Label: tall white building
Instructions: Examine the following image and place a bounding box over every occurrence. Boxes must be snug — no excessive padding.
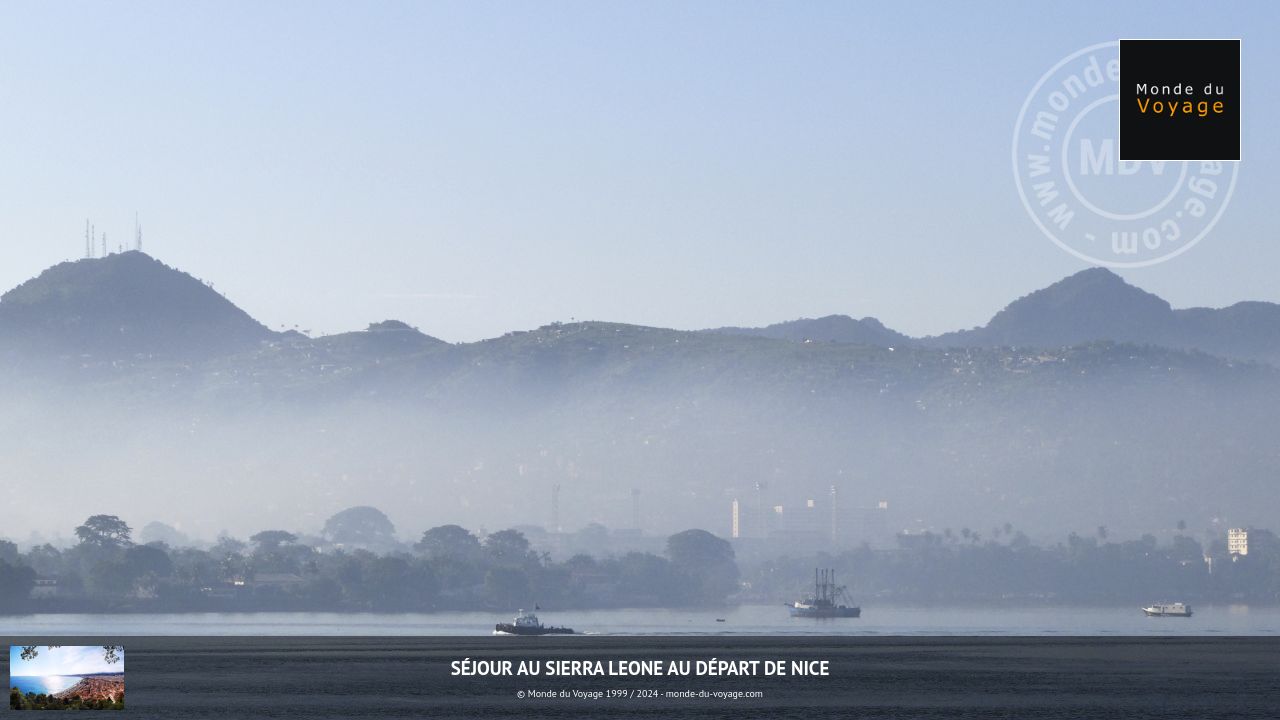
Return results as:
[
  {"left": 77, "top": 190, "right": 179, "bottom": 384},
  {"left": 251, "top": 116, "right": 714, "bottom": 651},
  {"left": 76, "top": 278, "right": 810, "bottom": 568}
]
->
[{"left": 1228, "top": 528, "right": 1249, "bottom": 556}]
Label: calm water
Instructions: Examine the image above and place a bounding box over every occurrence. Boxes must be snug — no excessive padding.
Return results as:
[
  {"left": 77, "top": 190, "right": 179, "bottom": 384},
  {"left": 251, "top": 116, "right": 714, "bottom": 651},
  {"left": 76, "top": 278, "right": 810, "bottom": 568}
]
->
[
  {"left": 9, "top": 675, "right": 81, "bottom": 695},
  {"left": 3, "top": 604, "right": 1278, "bottom": 636}
]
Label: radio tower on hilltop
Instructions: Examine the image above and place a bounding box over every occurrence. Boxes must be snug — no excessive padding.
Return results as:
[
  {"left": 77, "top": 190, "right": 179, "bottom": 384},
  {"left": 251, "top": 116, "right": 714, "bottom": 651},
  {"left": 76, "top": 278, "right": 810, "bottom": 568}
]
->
[
  {"left": 84, "top": 219, "right": 91, "bottom": 258},
  {"left": 135, "top": 212, "right": 142, "bottom": 252}
]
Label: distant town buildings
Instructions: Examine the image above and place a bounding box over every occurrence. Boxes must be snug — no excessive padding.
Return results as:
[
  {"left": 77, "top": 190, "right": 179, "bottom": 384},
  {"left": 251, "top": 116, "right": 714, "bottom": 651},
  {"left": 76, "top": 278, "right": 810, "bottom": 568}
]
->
[
  {"left": 29, "top": 578, "right": 58, "bottom": 600},
  {"left": 727, "top": 491, "right": 891, "bottom": 550}
]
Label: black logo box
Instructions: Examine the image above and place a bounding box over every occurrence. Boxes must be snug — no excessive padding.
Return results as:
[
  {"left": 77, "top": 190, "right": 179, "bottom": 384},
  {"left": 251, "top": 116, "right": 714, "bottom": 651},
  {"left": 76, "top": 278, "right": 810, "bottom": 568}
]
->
[{"left": 1119, "top": 39, "right": 1241, "bottom": 161}]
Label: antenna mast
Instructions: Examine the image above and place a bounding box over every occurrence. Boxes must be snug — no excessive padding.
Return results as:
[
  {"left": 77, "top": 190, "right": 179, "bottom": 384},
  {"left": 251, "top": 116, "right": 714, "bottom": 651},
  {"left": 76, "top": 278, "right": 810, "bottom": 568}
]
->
[
  {"left": 830, "top": 485, "right": 838, "bottom": 546},
  {"left": 755, "top": 480, "right": 766, "bottom": 539}
]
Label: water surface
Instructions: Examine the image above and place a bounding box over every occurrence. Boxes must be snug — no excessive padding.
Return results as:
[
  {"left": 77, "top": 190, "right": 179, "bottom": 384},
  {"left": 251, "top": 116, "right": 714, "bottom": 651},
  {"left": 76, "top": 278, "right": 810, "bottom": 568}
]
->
[
  {"left": 3, "top": 604, "right": 1278, "bottom": 636},
  {"left": 9, "top": 675, "right": 81, "bottom": 695}
]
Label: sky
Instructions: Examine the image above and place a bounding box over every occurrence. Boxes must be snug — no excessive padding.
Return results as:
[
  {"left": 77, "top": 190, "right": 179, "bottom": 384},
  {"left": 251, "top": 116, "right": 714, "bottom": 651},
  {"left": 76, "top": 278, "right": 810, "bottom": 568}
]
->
[
  {"left": 9, "top": 645, "right": 123, "bottom": 677},
  {"left": 0, "top": 1, "right": 1276, "bottom": 342}
]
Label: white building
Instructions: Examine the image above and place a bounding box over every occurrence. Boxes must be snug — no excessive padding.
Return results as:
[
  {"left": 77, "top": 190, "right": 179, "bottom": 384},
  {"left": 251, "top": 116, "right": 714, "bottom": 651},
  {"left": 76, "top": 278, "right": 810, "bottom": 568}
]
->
[
  {"left": 29, "top": 578, "right": 58, "bottom": 600},
  {"left": 1228, "top": 528, "right": 1249, "bottom": 556}
]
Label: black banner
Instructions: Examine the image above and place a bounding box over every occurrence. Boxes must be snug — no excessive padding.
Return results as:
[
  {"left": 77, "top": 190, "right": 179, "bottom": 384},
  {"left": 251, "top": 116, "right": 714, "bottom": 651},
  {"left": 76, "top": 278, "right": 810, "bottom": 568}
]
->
[{"left": 6, "top": 636, "right": 1278, "bottom": 719}]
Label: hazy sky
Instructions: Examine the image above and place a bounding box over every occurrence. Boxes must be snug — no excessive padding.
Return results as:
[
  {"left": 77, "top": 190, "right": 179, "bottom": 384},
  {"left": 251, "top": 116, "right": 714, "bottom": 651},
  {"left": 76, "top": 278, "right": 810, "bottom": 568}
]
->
[
  {"left": 9, "top": 645, "right": 123, "bottom": 677},
  {"left": 0, "top": 1, "right": 1275, "bottom": 342}
]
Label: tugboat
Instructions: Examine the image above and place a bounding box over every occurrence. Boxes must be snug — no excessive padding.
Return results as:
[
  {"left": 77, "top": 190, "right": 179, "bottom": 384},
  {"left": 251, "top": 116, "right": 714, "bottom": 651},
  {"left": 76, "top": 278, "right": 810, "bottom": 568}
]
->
[
  {"left": 494, "top": 609, "right": 575, "bottom": 635},
  {"left": 1142, "top": 602, "right": 1193, "bottom": 617},
  {"left": 788, "top": 568, "right": 861, "bottom": 618}
]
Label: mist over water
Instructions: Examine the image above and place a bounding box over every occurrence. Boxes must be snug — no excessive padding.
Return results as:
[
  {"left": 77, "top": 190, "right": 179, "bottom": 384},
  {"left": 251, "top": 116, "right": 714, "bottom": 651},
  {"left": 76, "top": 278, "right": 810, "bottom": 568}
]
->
[
  {"left": 4, "top": 297, "right": 1279, "bottom": 545},
  {"left": 4, "top": 255, "right": 1280, "bottom": 615}
]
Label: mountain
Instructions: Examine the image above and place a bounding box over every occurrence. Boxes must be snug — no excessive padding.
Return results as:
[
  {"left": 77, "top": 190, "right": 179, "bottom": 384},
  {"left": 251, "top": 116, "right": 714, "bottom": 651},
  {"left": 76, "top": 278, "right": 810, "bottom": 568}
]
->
[
  {"left": 3, "top": 253, "right": 1280, "bottom": 541},
  {"left": 9, "top": 314, "right": 1277, "bottom": 540},
  {"left": 311, "top": 320, "right": 448, "bottom": 356},
  {"left": 0, "top": 251, "right": 274, "bottom": 359},
  {"left": 926, "top": 268, "right": 1178, "bottom": 349},
  {"left": 1173, "top": 301, "right": 1280, "bottom": 363},
  {"left": 925, "top": 268, "right": 1280, "bottom": 364},
  {"left": 712, "top": 269, "right": 1280, "bottom": 365},
  {"left": 10, "top": 254, "right": 1279, "bottom": 366},
  {"left": 707, "top": 315, "right": 913, "bottom": 347}
]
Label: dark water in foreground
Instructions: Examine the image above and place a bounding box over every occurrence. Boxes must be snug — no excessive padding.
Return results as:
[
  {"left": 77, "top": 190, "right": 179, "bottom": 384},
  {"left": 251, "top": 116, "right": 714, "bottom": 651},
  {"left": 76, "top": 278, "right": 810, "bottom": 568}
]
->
[{"left": 2, "top": 636, "right": 1275, "bottom": 719}]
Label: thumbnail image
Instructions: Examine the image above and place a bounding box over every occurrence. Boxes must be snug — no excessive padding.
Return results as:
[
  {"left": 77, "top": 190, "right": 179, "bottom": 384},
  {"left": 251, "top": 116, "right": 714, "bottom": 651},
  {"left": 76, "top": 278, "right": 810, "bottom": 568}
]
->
[{"left": 9, "top": 646, "right": 124, "bottom": 711}]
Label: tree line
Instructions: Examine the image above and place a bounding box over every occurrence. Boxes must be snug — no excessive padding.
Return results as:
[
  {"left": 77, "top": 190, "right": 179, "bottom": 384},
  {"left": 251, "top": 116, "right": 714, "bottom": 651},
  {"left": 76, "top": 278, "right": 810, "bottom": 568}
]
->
[
  {"left": 0, "top": 508, "right": 739, "bottom": 613},
  {"left": 6, "top": 509, "right": 1279, "bottom": 612}
]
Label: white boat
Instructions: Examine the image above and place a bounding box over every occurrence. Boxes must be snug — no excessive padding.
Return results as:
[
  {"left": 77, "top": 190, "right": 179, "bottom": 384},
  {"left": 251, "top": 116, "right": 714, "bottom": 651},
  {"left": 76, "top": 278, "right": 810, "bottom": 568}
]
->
[{"left": 1142, "top": 602, "right": 1192, "bottom": 617}]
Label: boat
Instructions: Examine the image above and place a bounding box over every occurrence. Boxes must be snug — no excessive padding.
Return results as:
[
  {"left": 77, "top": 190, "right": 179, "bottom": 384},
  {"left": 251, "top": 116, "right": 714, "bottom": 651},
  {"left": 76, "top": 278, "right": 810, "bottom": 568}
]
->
[
  {"left": 494, "top": 609, "right": 575, "bottom": 635},
  {"left": 1142, "top": 602, "right": 1193, "bottom": 617},
  {"left": 788, "top": 568, "right": 861, "bottom": 618}
]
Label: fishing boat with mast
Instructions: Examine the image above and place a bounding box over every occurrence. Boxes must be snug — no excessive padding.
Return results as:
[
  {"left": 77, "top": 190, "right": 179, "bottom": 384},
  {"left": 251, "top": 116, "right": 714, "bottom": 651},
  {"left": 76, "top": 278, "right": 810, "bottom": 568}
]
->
[{"left": 788, "top": 568, "right": 861, "bottom": 618}]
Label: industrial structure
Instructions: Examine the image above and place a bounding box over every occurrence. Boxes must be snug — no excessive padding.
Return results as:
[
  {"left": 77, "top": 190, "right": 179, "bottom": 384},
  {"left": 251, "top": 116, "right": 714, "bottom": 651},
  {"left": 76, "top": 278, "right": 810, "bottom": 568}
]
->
[{"left": 81, "top": 215, "right": 143, "bottom": 259}]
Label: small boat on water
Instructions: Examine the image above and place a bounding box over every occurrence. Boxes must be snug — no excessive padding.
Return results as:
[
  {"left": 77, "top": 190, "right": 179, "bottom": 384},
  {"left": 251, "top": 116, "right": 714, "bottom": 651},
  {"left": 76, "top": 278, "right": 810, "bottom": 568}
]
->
[
  {"left": 788, "top": 568, "right": 861, "bottom": 618},
  {"left": 494, "top": 609, "right": 575, "bottom": 635},
  {"left": 1143, "top": 602, "right": 1193, "bottom": 617}
]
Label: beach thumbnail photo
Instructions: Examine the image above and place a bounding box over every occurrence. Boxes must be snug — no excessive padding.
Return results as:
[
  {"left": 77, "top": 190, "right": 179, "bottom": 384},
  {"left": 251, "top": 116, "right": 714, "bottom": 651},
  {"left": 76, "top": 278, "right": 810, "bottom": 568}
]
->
[{"left": 9, "top": 646, "right": 124, "bottom": 711}]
